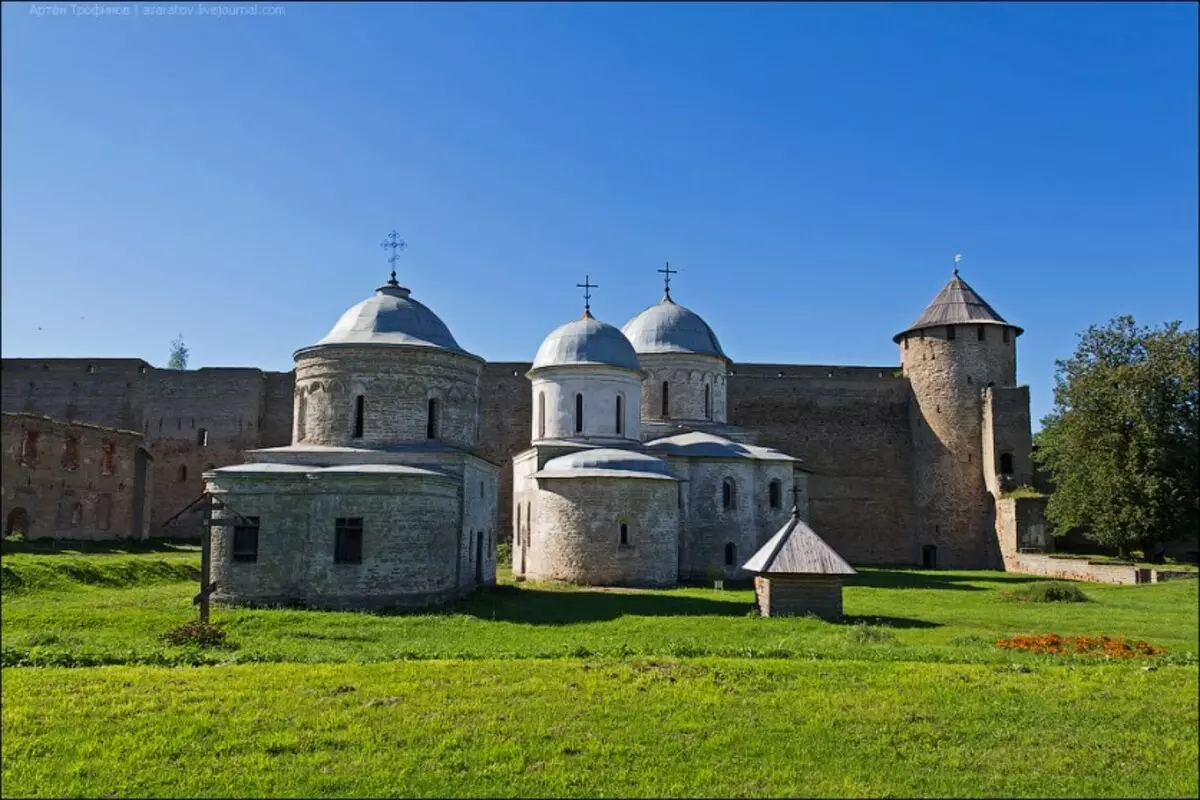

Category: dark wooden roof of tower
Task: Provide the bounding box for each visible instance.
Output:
[893,271,1023,343]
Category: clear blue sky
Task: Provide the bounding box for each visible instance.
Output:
[2,2,1196,430]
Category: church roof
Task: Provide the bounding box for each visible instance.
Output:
[893,271,1022,343]
[621,294,727,359]
[644,431,796,462]
[531,314,641,372]
[301,280,473,356]
[534,448,678,480]
[742,507,857,575]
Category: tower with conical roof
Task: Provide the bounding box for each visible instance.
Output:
[896,266,1030,569]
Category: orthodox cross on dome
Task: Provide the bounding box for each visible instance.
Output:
[953,253,962,277]
[658,261,677,299]
[576,275,598,317]
[380,230,407,286]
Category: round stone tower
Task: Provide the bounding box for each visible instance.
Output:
[896,268,1022,570]
[528,300,643,445]
[291,272,484,451]
[622,279,729,425]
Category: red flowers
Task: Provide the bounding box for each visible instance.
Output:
[996,634,1165,659]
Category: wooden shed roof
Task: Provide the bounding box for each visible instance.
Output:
[742,507,856,575]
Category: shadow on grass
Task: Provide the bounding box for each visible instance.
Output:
[848,569,1049,591]
[449,586,753,624]
[834,615,941,629]
[1,537,200,556]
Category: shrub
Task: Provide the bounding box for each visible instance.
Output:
[1004,581,1090,603]
[160,621,229,648]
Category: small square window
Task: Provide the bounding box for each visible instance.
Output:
[334,518,363,564]
[233,517,260,563]
[1002,328,1010,344]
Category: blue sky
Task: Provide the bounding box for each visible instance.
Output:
[2,2,1196,429]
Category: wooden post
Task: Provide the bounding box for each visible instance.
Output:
[198,499,213,623]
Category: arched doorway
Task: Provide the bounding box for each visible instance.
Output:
[5,507,30,539]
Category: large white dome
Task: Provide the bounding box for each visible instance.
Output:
[622,295,726,359]
[531,313,640,372]
[305,281,467,353]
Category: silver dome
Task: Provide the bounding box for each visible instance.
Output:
[622,295,726,358]
[531,314,641,371]
[308,282,467,352]
[535,448,677,480]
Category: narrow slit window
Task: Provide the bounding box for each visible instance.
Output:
[232,516,260,563]
[724,542,736,566]
[574,393,583,434]
[353,395,365,439]
[768,480,781,509]
[946,325,956,340]
[615,394,623,435]
[178,464,188,482]
[619,522,629,547]
[427,398,438,439]
[977,325,986,341]
[722,478,735,510]
[1002,327,1010,344]
[537,392,546,439]
[334,518,364,564]
[661,382,670,417]
[705,383,712,420]
[197,428,208,447]
[297,394,307,442]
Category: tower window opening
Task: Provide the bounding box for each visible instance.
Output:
[537,392,546,439]
[353,395,365,439]
[768,479,781,509]
[616,394,623,435]
[999,452,1014,475]
[197,428,208,447]
[705,383,712,420]
[619,522,629,547]
[904,337,909,350]
[661,381,669,417]
[575,393,583,433]
[946,325,956,340]
[977,325,986,341]
[427,398,439,439]
[724,542,737,566]
[1002,328,1010,344]
[722,478,736,510]
[178,464,188,482]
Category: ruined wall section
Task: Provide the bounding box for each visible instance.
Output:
[981,385,1034,494]
[901,325,1017,569]
[726,364,917,565]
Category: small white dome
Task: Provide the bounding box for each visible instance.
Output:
[308,282,466,353]
[622,295,726,358]
[532,314,640,371]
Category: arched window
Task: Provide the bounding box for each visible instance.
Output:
[722,478,736,509]
[768,480,781,509]
[427,398,439,439]
[537,392,546,439]
[178,464,188,482]
[661,381,670,417]
[353,395,365,438]
[704,383,712,420]
[619,522,629,547]
[999,452,1014,475]
[724,542,736,566]
[615,394,623,435]
[575,393,583,434]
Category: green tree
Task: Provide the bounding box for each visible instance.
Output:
[168,335,189,370]
[1034,316,1198,558]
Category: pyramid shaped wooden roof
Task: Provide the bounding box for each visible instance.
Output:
[742,507,856,576]
[893,271,1022,343]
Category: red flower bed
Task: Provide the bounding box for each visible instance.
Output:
[996,634,1165,659]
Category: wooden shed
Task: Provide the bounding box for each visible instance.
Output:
[742,506,856,619]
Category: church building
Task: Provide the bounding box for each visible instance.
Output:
[511,272,823,587]
[203,235,499,610]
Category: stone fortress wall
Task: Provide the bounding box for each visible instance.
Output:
[3,357,932,565]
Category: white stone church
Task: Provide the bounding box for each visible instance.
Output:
[511,277,810,587]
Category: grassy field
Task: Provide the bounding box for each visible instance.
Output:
[2,542,1198,797]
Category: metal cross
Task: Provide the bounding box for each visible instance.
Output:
[576,275,598,314]
[658,261,677,297]
[380,230,407,284]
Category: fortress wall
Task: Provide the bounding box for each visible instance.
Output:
[726,364,917,565]
[1,358,150,431]
[261,371,296,448]
[479,363,534,539]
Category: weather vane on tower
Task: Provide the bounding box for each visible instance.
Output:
[658,261,677,299]
[576,275,598,317]
[381,230,407,286]
[953,253,962,277]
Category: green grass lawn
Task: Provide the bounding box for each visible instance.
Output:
[2,544,1198,798]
